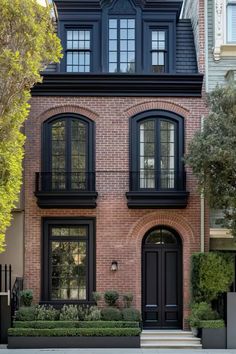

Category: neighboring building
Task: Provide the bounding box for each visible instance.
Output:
[184,0,236,251]
[1,0,207,330]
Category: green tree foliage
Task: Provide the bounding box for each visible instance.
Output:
[186,84,236,235]
[191,252,234,303]
[0,0,62,251]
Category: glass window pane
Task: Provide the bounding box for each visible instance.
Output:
[120,19,128,28]
[139,120,155,189]
[109,19,117,28]
[109,40,117,51]
[227,4,236,42]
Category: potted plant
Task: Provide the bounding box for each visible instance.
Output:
[200,320,226,349]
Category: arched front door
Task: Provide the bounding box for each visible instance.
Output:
[142,226,182,329]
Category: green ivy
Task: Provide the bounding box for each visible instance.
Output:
[191,252,234,303]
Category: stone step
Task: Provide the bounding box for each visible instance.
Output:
[141,342,202,349]
[141,336,200,342]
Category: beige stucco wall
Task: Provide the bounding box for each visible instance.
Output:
[0,211,24,282]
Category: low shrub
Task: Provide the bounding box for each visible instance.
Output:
[101,307,122,321]
[13,320,140,329]
[198,320,225,329]
[15,307,36,321]
[122,308,141,322]
[104,290,119,307]
[59,305,78,321]
[84,306,101,321]
[8,327,141,337]
[36,305,59,321]
[188,302,220,328]
[123,293,133,308]
[20,290,33,307]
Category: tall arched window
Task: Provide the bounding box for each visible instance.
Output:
[130,110,184,191]
[42,114,95,191]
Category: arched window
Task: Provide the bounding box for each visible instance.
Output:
[42,114,94,191]
[130,110,184,191]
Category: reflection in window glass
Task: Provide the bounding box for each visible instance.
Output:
[109,19,135,73]
[145,227,177,245]
[51,226,87,301]
[227,4,236,42]
[139,120,155,189]
[160,121,175,188]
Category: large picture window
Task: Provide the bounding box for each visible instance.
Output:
[42,218,95,303]
[130,110,184,191]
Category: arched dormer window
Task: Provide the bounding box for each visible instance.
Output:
[42,113,95,192]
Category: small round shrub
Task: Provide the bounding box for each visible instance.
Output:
[35,305,59,321]
[59,305,78,321]
[20,290,33,307]
[123,293,133,308]
[188,302,220,328]
[104,290,119,307]
[122,308,141,322]
[15,306,36,321]
[92,292,102,305]
[101,307,122,321]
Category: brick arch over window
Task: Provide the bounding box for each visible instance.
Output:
[35,105,99,124]
[127,212,196,328]
[123,100,190,120]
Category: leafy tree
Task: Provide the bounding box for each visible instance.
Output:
[186,84,236,236]
[0,0,62,252]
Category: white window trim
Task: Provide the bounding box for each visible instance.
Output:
[213,0,236,60]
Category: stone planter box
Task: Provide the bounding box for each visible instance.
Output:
[8,336,140,349]
[201,328,226,349]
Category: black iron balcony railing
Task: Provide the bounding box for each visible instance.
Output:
[129,169,186,192]
[35,172,96,193]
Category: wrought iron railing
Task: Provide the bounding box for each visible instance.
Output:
[129,169,186,191]
[11,277,23,315]
[35,172,96,193]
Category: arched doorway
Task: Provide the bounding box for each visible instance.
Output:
[142,226,182,329]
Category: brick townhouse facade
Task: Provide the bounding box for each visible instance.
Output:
[1,0,208,330]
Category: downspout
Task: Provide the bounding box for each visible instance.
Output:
[200,0,209,253]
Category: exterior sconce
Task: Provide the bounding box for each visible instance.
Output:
[111,261,118,271]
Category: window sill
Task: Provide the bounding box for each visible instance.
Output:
[126,191,189,209]
[220,44,236,57]
[210,228,232,238]
[35,191,98,209]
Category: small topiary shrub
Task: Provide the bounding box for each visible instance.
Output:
[101,307,122,321]
[188,302,220,328]
[92,292,102,305]
[85,306,101,321]
[20,290,33,307]
[191,252,234,303]
[123,293,133,308]
[104,290,119,307]
[15,306,36,321]
[199,320,225,329]
[122,308,141,322]
[35,305,59,321]
[59,305,78,321]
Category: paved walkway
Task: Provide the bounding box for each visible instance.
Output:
[1,349,236,353]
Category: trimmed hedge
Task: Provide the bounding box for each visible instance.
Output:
[8,328,141,337]
[13,321,140,329]
[199,320,225,329]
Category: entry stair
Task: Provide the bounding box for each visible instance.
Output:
[141,330,202,349]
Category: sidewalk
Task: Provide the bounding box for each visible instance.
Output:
[1,348,236,353]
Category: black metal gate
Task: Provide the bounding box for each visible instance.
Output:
[0,264,12,344]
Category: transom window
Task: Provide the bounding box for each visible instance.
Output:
[42,219,95,302]
[109,18,135,73]
[145,227,179,246]
[227,2,236,43]
[130,111,184,192]
[151,30,167,73]
[66,29,91,72]
[43,114,94,192]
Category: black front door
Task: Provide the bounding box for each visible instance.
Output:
[142,226,182,329]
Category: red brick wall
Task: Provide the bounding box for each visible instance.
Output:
[24,96,208,329]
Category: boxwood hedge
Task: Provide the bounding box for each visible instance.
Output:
[13,321,140,329]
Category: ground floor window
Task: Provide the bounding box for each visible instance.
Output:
[42,218,95,303]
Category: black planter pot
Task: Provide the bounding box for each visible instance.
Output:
[201,328,226,349]
[8,336,140,349]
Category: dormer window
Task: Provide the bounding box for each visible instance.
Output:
[66,29,91,72]
[151,30,167,73]
[108,18,136,73]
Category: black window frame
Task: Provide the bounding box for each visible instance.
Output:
[59,21,100,73]
[42,113,95,192]
[130,110,184,191]
[143,21,176,74]
[41,217,96,304]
